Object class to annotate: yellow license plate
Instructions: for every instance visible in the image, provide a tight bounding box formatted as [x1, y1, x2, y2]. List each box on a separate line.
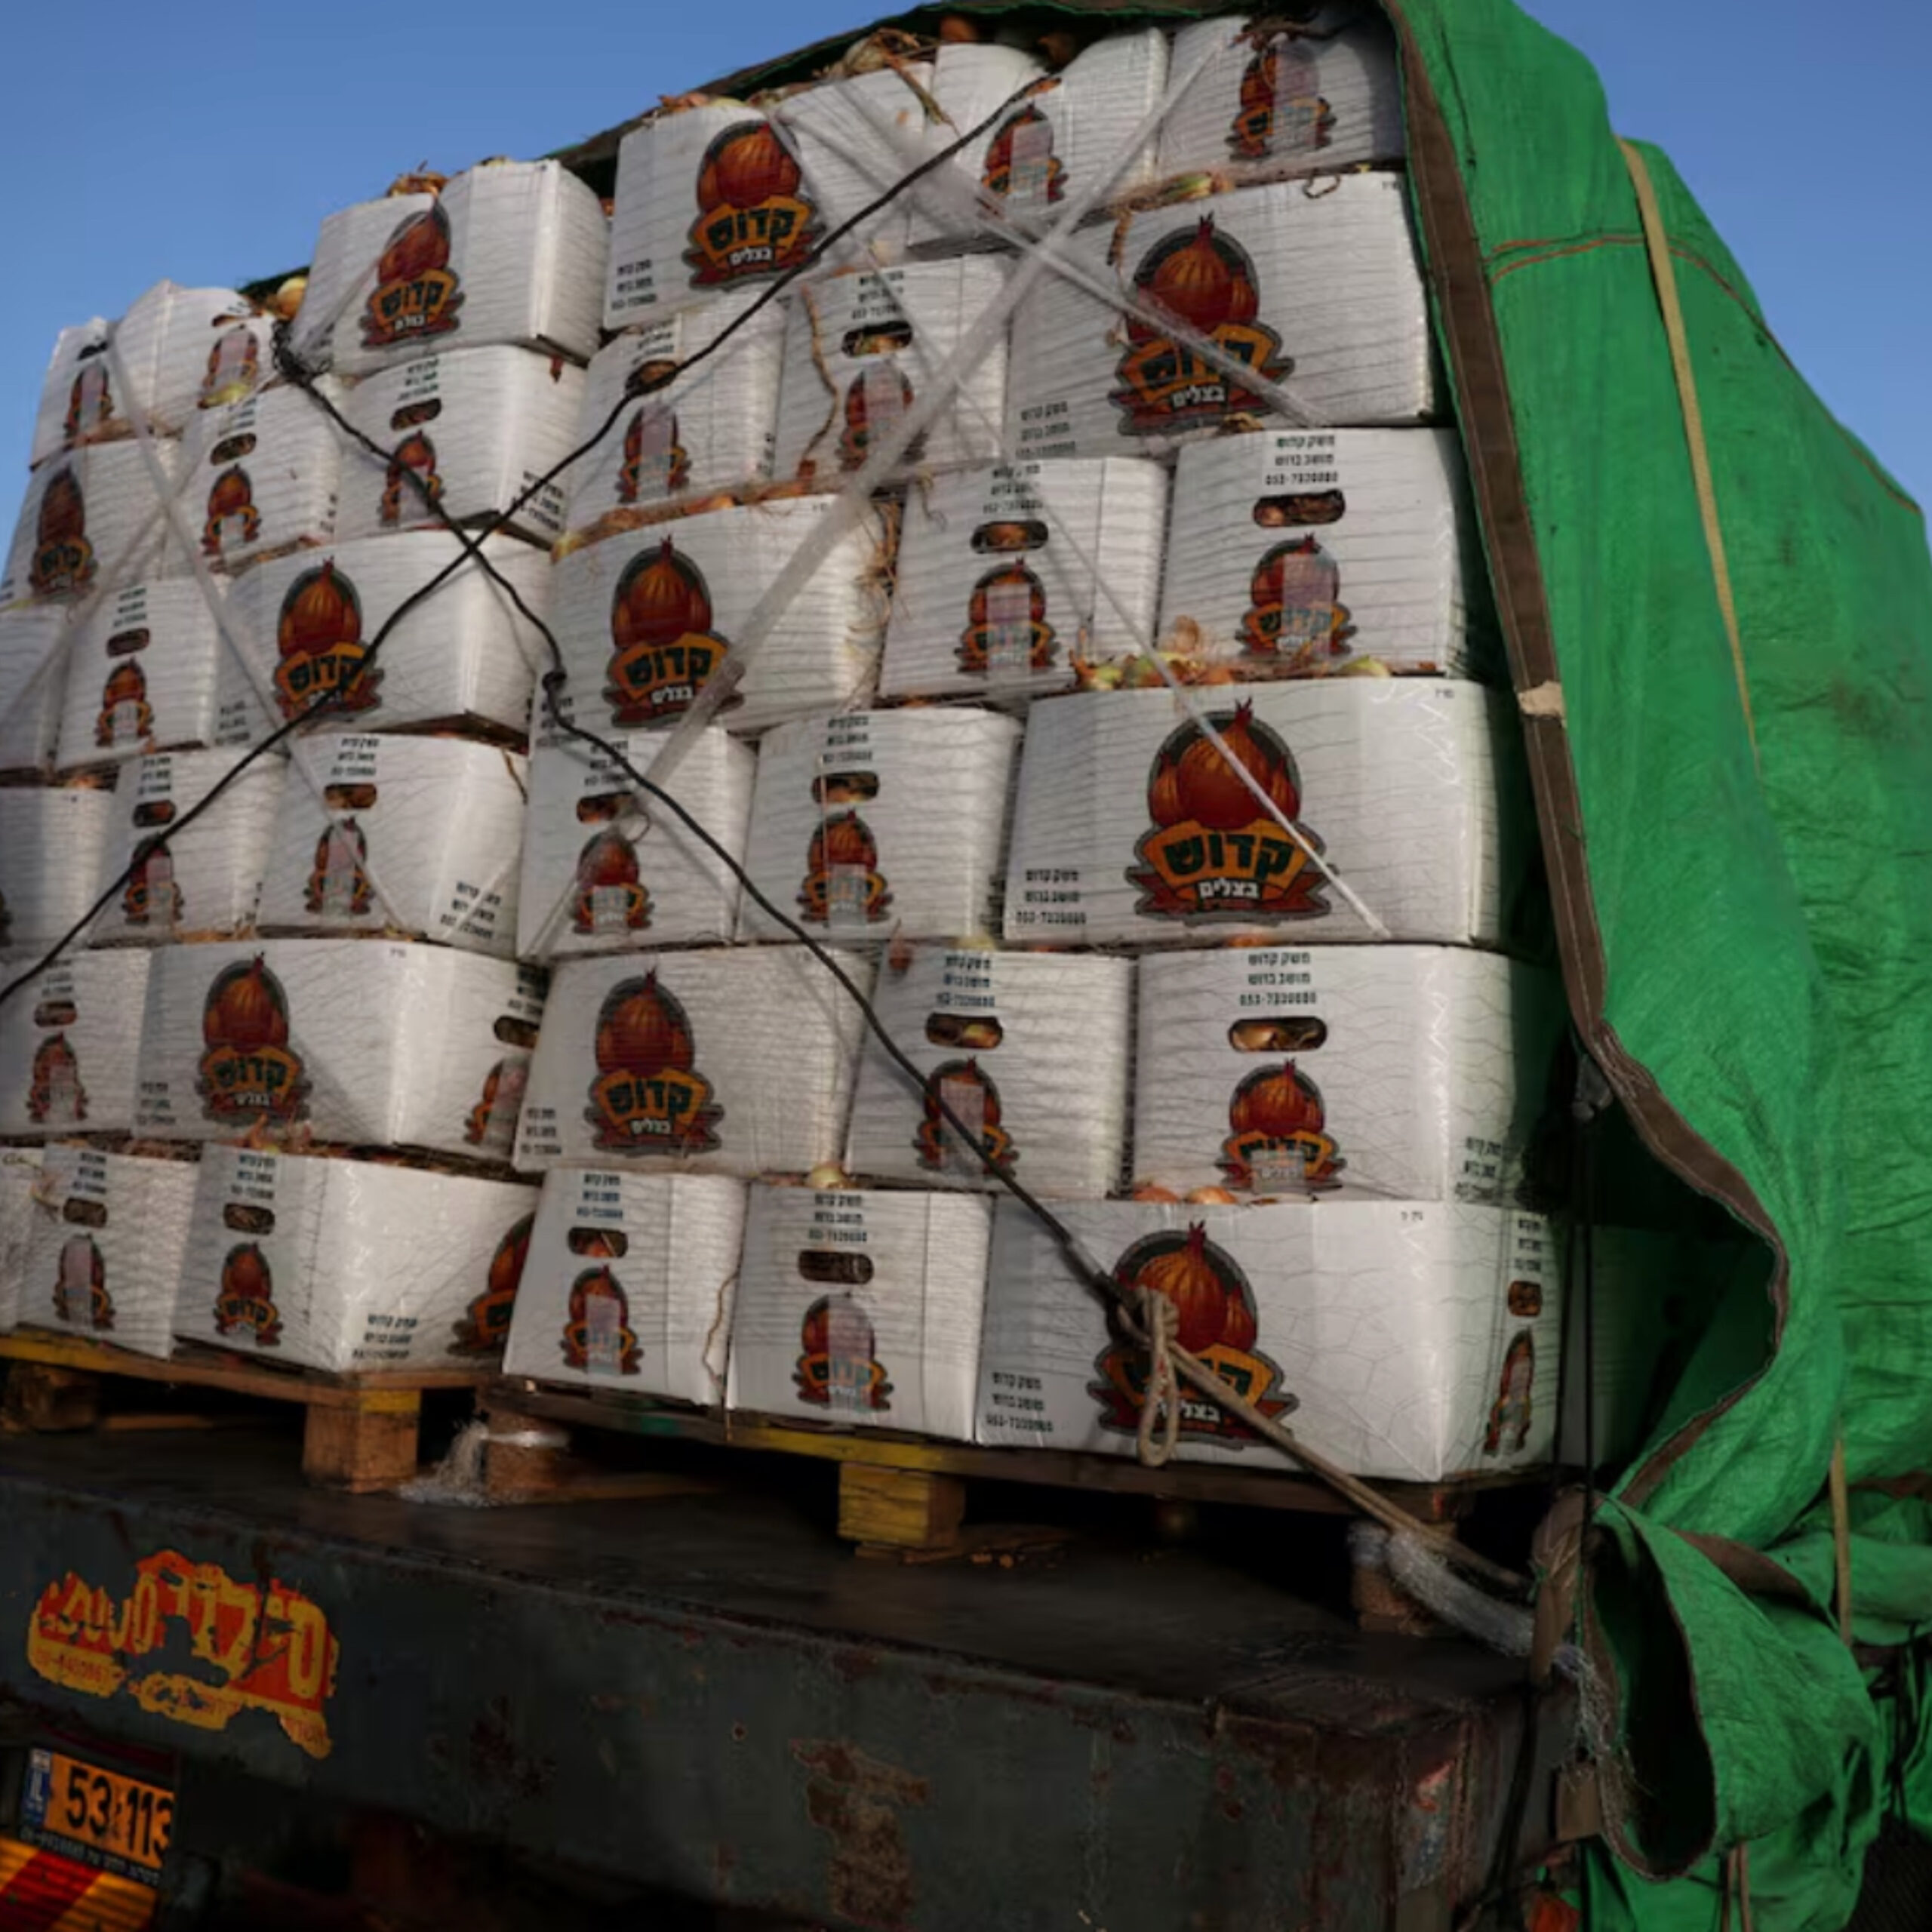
[19, 1748, 174, 1878]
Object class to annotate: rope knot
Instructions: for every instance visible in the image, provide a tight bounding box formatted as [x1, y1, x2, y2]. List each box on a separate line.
[1134, 1286, 1183, 1469]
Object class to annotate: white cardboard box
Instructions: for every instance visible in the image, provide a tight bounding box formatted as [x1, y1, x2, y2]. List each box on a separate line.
[737, 708, 1021, 944]
[606, 103, 839, 330]
[881, 458, 1171, 702]
[517, 725, 752, 960]
[56, 580, 227, 771]
[177, 1145, 537, 1371]
[1, 442, 183, 606]
[969, 30, 1168, 219]
[32, 309, 164, 468]
[773, 260, 1011, 485]
[0, 949, 152, 1137]
[88, 748, 285, 946]
[503, 1168, 748, 1400]
[336, 346, 585, 546]
[1006, 175, 1434, 461]
[846, 946, 1132, 1201]
[565, 294, 784, 541]
[171, 378, 343, 576]
[977, 1196, 1561, 1481]
[898, 44, 1048, 246]
[1158, 8, 1405, 186]
[1003, 681, 1521, 948]
[549, 497, 888, 737]
[30, 285, 275, 466]
[297, 162, 608, 378]
[257, 734, 526, 958]
[767, 68, 931, 264]
[0, 786, 116, 956]
[728, 1183, 992, 1441]
[1159, 429, 1482, 676]
[514, 946, 871, 1178]
[0, 606, 74, 774]
[1134, 946, 1561, 1201]
[218, 531, 547, 744]
[23, 1144, 198, 1361]
[135, 939, 547, 1164]
[0, 1149, 44, 1332]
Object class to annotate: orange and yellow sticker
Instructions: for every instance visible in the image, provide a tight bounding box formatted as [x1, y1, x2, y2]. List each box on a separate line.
[26, 1550, 339, 1759]
[0, 1836, 155, 1930]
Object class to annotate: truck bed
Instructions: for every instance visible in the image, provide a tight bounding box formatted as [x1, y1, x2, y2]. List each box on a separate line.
[0, 1427, 1567, 1929]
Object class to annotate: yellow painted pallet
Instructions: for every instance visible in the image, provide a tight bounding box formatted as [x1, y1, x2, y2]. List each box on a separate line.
[483, 1377, 1526, 1557]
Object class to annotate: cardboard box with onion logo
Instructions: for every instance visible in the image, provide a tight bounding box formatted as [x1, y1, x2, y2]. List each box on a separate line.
[296, 161, 607, 380]
[1133, 946, 1562, 1203]
[728, 1183, 992, 1443]
[337, 345, 584, 546]
[256, 734, 527, 959]
[1, 441, 182, 606]
[512, 946, 870, 1179]
[844, 946, 1132, 1202]
[30, 282, 275, 467]
[565, 293, 783, 543]
[0, 606, 75, 775]
[1157, 7, 1404, 188]
[23, 1143, 198, 1361]
[503, 1168, 747, 1401]
[517, 719, 752, 960]
[0, 950, 152, 1137]
[549, 496, 889, 740]
[177, 377, 343, 575]
[1159, 429, 1486, 678]
[1004, 175, 1434, 464]
[735, 707, 1021, 945]
[0, 785, 116, 956]
[605, 103, 855, 332]
[881, 458, 1170, 703]
[977, 1196, 1560, 1482]
[1003, 680, 1527, 949]
[967, 29, 1169, 220]
[220, 530, 549, 746]
[177, 1143, 537, 1372]
[88, 747, 285, 946]
[56, 581, 227, 773]
[134, 939, 546, 1167]
[772, 260, 1011, 485]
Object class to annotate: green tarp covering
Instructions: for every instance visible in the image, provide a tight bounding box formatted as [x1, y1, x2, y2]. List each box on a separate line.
[1381, 1, 1932, 1924]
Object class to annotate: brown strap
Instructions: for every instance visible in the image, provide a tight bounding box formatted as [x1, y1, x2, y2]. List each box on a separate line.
[1618, 139, 1758, 764]
[1830, 1435, 1855, 1645]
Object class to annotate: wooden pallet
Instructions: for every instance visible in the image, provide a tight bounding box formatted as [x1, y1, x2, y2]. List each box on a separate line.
[0, 1329, 491, 1493]
[481, 1377, 1519, 1565]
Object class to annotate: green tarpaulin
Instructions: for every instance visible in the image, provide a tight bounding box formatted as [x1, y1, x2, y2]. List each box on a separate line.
[1380, 2, 1932, 1924]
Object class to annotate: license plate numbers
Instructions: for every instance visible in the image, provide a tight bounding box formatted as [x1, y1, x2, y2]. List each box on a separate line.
[20, 1748, 173, 1880]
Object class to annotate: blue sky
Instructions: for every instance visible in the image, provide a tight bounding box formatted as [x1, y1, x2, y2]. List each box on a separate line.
[2, 0, 1924, 510]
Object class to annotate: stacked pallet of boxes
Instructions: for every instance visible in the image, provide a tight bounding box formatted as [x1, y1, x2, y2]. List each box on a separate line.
[0, 164, 612, 1386]
[501, 5, 1571, 1497]
[0, 5, 1575, 1501]
[0, 278, 288, 1361]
